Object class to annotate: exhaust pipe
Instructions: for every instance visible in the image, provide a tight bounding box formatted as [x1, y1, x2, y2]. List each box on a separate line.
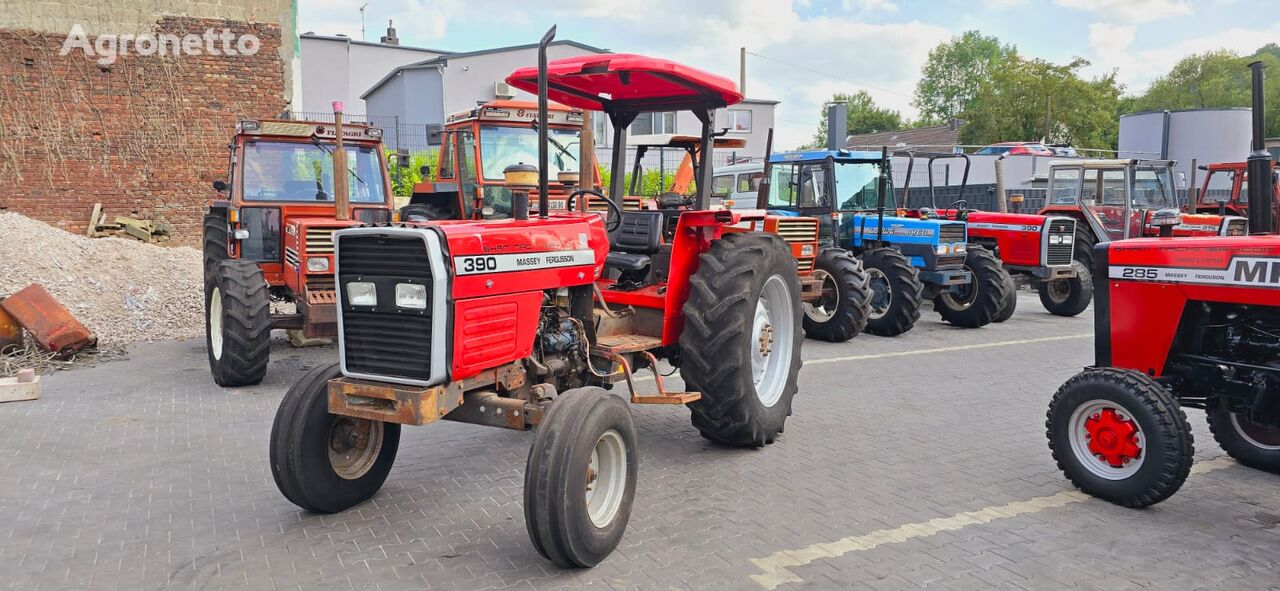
[536, 25, 556, 219]
[1247, 60, 1274, 234]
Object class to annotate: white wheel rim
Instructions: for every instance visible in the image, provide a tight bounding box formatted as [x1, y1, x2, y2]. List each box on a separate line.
[328, 417, 384, 480]
[1068, 399, 1146, 480]
[1230, 413, 1280, 450]
[939, 265, 976, 311]
[586, 429, 627, 528]
[209, 286, 224, 360]
[751, 275, 794, 408]
[866, 268, 891, 320]
[802, 269, 838, 323]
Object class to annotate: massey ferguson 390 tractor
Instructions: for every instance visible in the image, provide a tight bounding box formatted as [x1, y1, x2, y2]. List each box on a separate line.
[269, 31, 805, 568]
[204, 115, 395, 386]
[758, 149, 1010, 336]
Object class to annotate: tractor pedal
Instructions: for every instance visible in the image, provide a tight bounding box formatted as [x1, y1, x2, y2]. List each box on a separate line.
[631, 391, 700, 404]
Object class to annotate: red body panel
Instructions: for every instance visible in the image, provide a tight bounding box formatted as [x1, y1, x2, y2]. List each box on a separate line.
[1104, 236, 1280, 375]
[282, 217, 363, 294]
[964, 211, 1048, 267]
[452, 292, 543, 380]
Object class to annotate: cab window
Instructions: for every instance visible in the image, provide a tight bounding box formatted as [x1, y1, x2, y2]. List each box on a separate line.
[712, 174, 734, 197]
[736, 172, 763, 194]
[1048, 167, 1082, 205]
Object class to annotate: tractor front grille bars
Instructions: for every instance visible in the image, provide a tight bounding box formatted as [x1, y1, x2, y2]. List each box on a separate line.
[1044, 218, 1076, 266]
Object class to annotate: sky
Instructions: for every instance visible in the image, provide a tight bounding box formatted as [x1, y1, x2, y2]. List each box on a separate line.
[298, 0, 1280, 149]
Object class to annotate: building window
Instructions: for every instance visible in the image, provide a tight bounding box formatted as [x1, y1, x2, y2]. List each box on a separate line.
[594, 112, 609, 146]
[727, 109, 752, 133]
[631, 111, 676, 136]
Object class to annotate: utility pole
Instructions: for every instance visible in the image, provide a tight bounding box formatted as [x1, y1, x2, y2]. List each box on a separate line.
[739, 47, 747, 96]
[1044, 95, 1052, 140]
[359, 3, 368, 41]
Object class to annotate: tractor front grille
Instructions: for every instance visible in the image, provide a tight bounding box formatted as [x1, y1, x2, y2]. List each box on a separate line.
[774, 218, 820, 243]
[336, 230, 443, 384]
[1044, 218, 1076, 266]
[936, 254, 965, 269]
[938, 222, 965, 245]
[305, 227, 337, 254]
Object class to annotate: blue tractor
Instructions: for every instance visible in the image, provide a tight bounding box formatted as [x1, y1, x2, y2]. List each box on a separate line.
[757, 149, 1009, 336]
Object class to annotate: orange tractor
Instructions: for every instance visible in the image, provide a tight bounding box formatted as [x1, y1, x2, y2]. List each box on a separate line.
[203, 114, 395, 386]
[1189, 160, 1280, 219]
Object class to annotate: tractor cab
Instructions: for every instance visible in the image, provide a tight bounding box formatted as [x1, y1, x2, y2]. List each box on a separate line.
[1042, 158, 1248, 241]
[1192, 160, 1280, 218]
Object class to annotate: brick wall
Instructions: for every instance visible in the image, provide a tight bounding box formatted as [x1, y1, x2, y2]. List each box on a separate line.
[0, 16, 289, 244]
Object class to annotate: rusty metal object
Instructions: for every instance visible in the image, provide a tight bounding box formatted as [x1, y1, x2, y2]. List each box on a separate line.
[327, 361, 531, 426]
[798, 276, 823, 303]
[612, 351, 700, 405]
[0, 285, 95, 353]
[442, 391, 542, 430]
[0, 306, 20, 353]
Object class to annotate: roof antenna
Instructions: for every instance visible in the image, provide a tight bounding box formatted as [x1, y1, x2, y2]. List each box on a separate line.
[537, 25, 556, 219]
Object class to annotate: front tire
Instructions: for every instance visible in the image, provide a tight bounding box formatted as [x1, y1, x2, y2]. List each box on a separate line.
[859, 247, 923, 337]
[205, 260, 271, 387]
[270, 362, 401, 513]
[525, 387, 638, 568]
[802, 248, 870, 342]
[993, 273, 1017, 323]
[1046, 368, 1193, 507]
[934, 245, 1009, 328]
[1038, 261, 1094, 317]
[679, 232, 802, 447]
[1207, 406, 1280, 474]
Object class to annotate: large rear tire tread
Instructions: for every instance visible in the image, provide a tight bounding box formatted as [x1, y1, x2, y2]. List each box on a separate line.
[205, 260, 271, 387]
[400, 202, 454, 221]
[933, 245, 1009, 328]
[993, 273, 1017, 323]
[270, 362, 400, 513]
[860, 247, 923, 337]
[525, 387, 638, 568]
[1206, 406, 1280, 474]
[802, 248, 871, 342]
[1046, 367, 1193, 508]
[679, 232, 802, 447]
[203, 213, 230, 284]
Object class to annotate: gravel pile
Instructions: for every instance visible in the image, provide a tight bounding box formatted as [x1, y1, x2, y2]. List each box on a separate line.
[0, 212, 204, 346]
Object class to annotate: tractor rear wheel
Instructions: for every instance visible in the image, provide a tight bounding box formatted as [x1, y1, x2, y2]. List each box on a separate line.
[679, 232, 802, 447]
[993, 273, 1017, 323]
[802, 248, 870, 342]
[934, 245, 1009, 328]
[400, 202, 453, 222]
[205, 260, 271, 387]
[1037, 261, 1094, 317]
[1046, 367, 1193, 507]
[202, 213, 229, 284]
[270, 362, 400, 513]
[525, 387, 637, 568]
[859, 247, 923, 337]
[1206, 406, 1280, 474]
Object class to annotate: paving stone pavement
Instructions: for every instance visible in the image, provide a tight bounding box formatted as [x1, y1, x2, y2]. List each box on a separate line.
[1, 292, 1277, 590]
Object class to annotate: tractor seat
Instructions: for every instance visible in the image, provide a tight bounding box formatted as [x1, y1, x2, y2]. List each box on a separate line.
[605, 211, 663, 272]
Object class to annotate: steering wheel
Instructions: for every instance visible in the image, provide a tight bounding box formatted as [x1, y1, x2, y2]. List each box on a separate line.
[943, 199, 969, 217]
[567, 189, 623, 233]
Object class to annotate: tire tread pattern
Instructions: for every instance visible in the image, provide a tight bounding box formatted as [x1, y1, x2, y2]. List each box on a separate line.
[207, 260, 271, 387]
[860, 247, 923, 337]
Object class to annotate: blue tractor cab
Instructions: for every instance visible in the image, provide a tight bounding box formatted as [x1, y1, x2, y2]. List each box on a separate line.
[757, 149, 1009, 336]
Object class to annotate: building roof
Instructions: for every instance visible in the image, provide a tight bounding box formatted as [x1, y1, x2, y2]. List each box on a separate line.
[845, 124, 959, 149]
[361, 39, 610, 100]
[300, 33, 451, 55]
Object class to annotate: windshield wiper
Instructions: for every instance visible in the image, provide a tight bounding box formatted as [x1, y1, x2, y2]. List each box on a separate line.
[311, 137, 368, 188]
[529, 120, 578, 163]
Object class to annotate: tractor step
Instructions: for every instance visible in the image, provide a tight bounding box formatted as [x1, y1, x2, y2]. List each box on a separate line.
[631, 391, 700, 404]
[606, 349, 701, 405]
[592, 334, 662, 356]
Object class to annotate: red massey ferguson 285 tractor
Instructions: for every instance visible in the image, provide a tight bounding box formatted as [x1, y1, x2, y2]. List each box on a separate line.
[269, 31, 807, 568]
[204, 116, 395, 386]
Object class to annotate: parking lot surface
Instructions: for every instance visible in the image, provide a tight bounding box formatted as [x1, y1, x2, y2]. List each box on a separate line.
[2, 292, 1277, 590]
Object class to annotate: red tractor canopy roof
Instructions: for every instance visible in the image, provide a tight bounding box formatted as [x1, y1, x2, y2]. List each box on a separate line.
[506, 53, 743, 114]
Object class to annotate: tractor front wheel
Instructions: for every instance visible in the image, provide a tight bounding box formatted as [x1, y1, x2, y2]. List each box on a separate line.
[859, 248, 923, 337]
[680, 232, 802, 447]
[1207, 406, 1280, 474]
[802, 248, 871, 342]
[270, 362, 401, 513]
[933, 245, 1009, 328]
[1037, 261, 1094, 317]
[1046, 367, 1193, 507]
[993, 273, 1017, 323]
[525, 387, 637, 568]
[205, 260, 271, 387]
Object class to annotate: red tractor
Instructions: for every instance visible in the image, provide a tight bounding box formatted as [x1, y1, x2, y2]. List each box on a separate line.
[269, 32, 806, 568]
[1045, 226, 1280, 505]
[1189, 160, 1280, 218]
[204, 115, 395, 386]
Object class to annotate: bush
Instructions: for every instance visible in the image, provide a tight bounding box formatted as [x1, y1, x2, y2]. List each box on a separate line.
[384, 148, 439, 198]
[599, 168, 690, 196]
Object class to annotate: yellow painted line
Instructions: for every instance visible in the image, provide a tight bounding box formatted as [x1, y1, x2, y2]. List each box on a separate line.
[805, 333, 1092, 366]
[749, 457, 1236, 590]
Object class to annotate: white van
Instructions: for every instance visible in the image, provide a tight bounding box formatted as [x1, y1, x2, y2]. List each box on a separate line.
[712, 161, 766, 210]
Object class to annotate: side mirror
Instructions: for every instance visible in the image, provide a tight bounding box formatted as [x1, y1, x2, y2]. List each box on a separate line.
[419, 165, 431, 178]
[1176, 171, 1187, 190]
[213, 180, 228, 192]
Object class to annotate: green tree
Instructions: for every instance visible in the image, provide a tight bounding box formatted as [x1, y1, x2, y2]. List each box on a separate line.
[809, 90, 904, 148]
[1131, 48, 1280, 138]
[913, 31, 1016, 124]
[959, 56, 1122, 150]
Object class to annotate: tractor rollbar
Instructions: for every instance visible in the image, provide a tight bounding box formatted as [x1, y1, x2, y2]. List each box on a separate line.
[536, 25, 555, 219]
[876, 146, 889, 243]
[755, 128, 774, 209]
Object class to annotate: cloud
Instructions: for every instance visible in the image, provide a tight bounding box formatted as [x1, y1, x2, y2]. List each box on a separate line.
[981, 0, 1027, 8]
[1053, 0, 1193, 23]
[1097, 21, 1280, 92]
[842, 0, 899, 12]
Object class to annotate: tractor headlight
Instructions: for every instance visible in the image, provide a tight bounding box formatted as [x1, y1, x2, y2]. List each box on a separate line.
[307, 257, 330, 273]
[395, 283, 427, 309]
[955, 243, 966, 255]
[935, 244, 949, 255]
[800, 244, 815, 257]
[346, 282, 377, 306]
